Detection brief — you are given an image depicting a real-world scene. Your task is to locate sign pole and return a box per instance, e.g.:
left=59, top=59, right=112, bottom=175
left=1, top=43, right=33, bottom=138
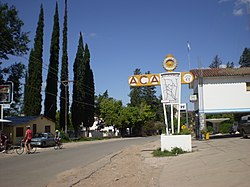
left=170, top=104, right=174, bottom=134
left=162, top=103, right=169, bottom=135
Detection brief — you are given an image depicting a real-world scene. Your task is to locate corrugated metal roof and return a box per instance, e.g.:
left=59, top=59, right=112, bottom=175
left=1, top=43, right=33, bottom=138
left=5, top=116, right=40, bottom=126
left=190, top=67, right=250, bottom=78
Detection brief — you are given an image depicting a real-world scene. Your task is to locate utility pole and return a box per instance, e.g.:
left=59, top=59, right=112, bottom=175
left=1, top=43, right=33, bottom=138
left=60, top=80, right=74, bottom=135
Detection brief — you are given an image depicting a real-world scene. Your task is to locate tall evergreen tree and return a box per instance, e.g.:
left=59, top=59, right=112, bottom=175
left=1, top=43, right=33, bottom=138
left=82, top=44, right=95, bottom=129
left=23, top=4, right=44, bottom=116
left=71, top=33, right=84, bottom=132
left=239, top=48, right=250, bottom=67
left=59, top=0, right=69, bottom=131
left=209, top=55, right=222, bottom=68
left=129, top=68, right=143, bottom=107
left=44, top=2, right=60, bottom=121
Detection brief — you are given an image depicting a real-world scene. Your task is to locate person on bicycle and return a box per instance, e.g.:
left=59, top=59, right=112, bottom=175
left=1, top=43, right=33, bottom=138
left=54, top=130, right=61, bottom=144
left=23, top=126, right=32, bottom=154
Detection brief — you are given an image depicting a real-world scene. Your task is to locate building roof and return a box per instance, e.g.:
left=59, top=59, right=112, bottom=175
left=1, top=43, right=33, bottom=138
left=190, top=67, right=250, bottom=78
left=5, top=115, right=51, bottom=126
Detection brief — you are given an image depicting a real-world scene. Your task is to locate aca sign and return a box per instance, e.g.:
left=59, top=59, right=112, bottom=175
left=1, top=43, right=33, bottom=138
left=128, top=74, right=160, bottom=87
left=128, top=72, right=194, bottom=87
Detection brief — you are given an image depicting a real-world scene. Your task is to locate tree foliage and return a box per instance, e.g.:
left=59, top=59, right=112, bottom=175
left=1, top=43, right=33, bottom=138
left=82, top=44, right=95, bottom=129
left=226, top=61, right=234, bottom=68
left=239, top=48, right=250, bottom=67
left=23, top=4, right=44, bottom=116
left=209, top=55, right=222, bottom=68
left=99, top=97, right=122, bottom=128
left=0, top=2, right=29, bottom=60
left=71, top=32, right=84, bottom=131
left=44, top=2, right=60, bottom=121
left=59, top=0, right=69, bottom=131
left=129, top=68, right=143, bottom=107
left=2, top=62, right=25, bottom=115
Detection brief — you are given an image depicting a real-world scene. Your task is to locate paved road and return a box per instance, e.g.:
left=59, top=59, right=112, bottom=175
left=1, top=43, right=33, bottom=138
left=0, top=136, right=158, bottom=187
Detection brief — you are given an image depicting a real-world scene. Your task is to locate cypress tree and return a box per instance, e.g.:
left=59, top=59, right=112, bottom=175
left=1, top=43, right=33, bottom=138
left=59, top=0, right=69, bottom=131
left=82, top=44, right=95, bottom=129
left=44, top=2, right=60, bottom=121
left=71, top=33, right=84, bottom=133
left=23, top=5, right=44, bottom=115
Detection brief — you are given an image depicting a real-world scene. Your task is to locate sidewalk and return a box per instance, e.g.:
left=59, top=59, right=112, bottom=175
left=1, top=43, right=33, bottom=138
left=159, top=136, right=250, bottom=187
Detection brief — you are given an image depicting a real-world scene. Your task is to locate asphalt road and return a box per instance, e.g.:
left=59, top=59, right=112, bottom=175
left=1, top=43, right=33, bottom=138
left=0, top=136, right=158, bottom=187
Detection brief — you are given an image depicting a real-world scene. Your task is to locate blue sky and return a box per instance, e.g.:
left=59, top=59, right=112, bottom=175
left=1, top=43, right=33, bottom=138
left=2, top=0, right=250, bottom=111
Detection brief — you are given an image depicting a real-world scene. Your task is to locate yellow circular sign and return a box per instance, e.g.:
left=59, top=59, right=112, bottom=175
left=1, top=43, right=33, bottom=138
left=163, top=54, right=177, bottom=71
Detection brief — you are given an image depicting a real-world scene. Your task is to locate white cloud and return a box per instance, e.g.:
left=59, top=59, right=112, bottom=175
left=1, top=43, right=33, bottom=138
left=218, top=0, right=232, bottom=3
left=233, top=8, right=244, bottom=15
left=234, top=0, right=250, bottom=16
left=219, top=0, right=250, bottom=16
left=83, top=32, right=97, bottom=38
left=236, top=0, right=250, bottom=4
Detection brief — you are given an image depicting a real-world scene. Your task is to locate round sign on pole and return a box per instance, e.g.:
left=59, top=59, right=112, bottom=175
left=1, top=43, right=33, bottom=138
left=162, top=54, right=178, bottom=72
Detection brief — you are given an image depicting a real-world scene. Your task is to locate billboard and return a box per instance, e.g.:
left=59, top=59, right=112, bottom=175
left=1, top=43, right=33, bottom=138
left=160, top=72, right=181, bottom=104
left=0, top=83, right=13, bottom=104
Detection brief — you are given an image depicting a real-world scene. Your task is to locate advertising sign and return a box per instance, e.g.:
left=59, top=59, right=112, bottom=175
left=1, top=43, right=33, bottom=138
left=160, top=72, right=181, bottom=103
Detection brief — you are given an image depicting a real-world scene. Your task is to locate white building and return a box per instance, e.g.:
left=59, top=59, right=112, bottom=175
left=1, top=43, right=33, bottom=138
left=189, top=67, right=250, bottom=133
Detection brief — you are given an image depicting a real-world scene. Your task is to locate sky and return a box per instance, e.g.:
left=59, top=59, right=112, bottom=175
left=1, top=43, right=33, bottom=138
left=2, top=0, right=250, bottom=111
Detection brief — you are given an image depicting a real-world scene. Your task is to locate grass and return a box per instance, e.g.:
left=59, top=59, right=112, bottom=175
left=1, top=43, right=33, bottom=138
left=152, top=147, right=187, bottom=157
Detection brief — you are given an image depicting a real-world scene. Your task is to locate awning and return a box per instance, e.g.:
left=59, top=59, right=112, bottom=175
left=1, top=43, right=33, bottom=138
left=0, top=119, right=12, bottom=123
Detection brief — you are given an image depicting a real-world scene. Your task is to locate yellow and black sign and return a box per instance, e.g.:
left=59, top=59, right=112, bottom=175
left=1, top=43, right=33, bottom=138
left=128, top=72, right=194, bottom=87
left=128, top=74, right=160, bottom=87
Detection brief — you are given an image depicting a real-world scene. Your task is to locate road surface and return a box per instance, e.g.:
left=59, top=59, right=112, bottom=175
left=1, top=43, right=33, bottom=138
left=0, top=136, right=158, bottom=187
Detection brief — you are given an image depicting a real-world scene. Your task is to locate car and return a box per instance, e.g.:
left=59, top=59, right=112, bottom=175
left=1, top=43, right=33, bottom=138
left=31, top=132, right=56, bottom=147
left=238, top=115, right=250, bottom=138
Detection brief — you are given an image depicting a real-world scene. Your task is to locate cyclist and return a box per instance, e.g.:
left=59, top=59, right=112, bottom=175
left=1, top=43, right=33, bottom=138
left=23, top=126, right=32, bottom=154
left=54, top=130, right=61, bottom=144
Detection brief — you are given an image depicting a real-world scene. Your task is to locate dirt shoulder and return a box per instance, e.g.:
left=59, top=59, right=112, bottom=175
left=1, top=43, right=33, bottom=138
left=47, top=138, right=165, bottom=187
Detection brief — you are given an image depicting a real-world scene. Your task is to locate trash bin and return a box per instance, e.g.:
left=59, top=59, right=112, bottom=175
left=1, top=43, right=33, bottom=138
left=205, top=132, right=210, bottom=140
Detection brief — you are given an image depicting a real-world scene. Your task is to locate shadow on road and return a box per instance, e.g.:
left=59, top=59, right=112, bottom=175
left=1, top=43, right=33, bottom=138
left=209, top=133, right=242, bottom=139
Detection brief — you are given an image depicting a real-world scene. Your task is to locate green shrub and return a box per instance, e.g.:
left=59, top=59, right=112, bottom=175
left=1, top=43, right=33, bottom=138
left=152, top=147, right=186, bottom=157
left=207, top=126, right=213, bottom=133
left=219, top=123, right=233, bottom=134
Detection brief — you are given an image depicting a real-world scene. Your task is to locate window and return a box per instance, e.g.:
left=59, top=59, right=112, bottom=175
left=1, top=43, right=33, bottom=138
left=33, top=124, right=37, bottom=134
left=247, top=82, right=250, bottom=91
left=45, top=126, right=51, bottom=133
left=16, top=127, right=24, bottom=137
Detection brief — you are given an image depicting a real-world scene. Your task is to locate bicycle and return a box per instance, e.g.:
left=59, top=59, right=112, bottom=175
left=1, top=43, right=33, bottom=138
left=1, top=142, right=15, bottom=154
left=6, top=142, right=15, bottom=154
left=16, top=140, right=37, bottom=155
left=54, top=139, right=63, bottom=150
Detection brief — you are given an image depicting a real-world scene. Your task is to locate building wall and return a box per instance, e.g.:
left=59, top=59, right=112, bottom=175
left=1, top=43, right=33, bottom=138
left=6, top=116, right=55, bottom=145
left=193, top=75, right=250, bottom=113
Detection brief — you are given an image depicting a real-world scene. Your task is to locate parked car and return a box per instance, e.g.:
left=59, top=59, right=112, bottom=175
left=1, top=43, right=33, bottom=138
left=31, top=132, right=56, bottom=147
left=237, top=115, right=250, bottom=138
